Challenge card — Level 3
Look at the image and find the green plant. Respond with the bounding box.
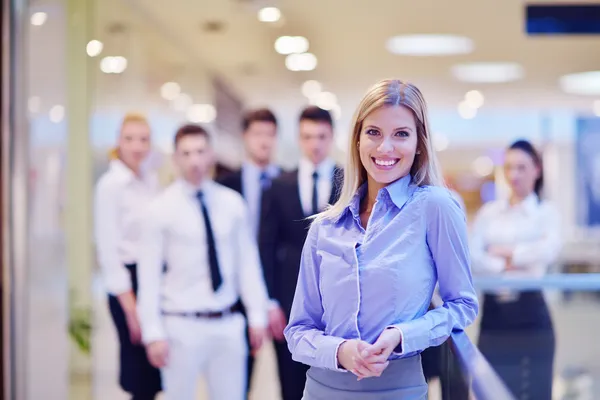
[69,308,92,355]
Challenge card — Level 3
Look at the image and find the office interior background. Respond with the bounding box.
[3,0,600,399]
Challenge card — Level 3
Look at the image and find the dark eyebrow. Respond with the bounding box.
[363,124,414,132]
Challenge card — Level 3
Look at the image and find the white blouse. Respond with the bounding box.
[94,159,160,295]
[470,193,562,279]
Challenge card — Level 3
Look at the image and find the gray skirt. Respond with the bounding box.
[303,354,428,400]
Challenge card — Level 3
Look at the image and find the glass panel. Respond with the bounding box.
[26,1,70,399]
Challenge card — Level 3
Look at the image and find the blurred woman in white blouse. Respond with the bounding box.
[470,139,561,400]
[94,113,162,400]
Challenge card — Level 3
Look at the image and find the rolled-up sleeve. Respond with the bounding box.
[390,188,479,355]
[283,221,346,371]
[94,178,131,295]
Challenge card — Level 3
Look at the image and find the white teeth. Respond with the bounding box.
[374,158,398,166]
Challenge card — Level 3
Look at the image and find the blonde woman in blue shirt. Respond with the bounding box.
[284,79,479,399]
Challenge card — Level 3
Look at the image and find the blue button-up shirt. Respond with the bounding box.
[284,175,479,371]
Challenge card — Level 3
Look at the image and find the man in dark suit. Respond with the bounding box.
[217,108,281,395]
[259,106,342,400]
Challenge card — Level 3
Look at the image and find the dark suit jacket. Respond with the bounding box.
[217,170,243,195]
[259,167,343,317]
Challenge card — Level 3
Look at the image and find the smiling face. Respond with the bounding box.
[358,105,418,192]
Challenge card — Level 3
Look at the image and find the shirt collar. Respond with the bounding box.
[338,174,414,223]
[180,178,214,197]
[499,192,539,214]
[110,159,143,183]
[242,160,279,178]
[299,157,335,179]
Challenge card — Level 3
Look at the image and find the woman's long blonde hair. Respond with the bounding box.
[318,79,445,221]
[108,112,150,160]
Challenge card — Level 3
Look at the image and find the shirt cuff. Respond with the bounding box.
[268,299,280,311]
[105,271,132,295]
[247,310,268,329]
[387,320,428,356]
[141,323,166,345]
[316,335,348,372]
[386,326,405,356]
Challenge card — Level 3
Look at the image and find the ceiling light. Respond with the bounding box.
[432,133,449,152]
[458,101,477,119]
[275,36,309,55]
[49,105,64,123]
[86,40,103,57]
[451,62,524,83]
[100,56,128,74]
[464,90,484,108]
[161,82,181,101]
[313,91,337,110]
[258,7,281,23]
[172,93,192,112]
[559,71,600,96]
[30,12,47,26]
[187,104,216,123]
[302,80,322,98]
[285,53,317,71]
[472,156,494,177]
[593,100,600,117]
[28,96,41,113]
[386,34,473,56]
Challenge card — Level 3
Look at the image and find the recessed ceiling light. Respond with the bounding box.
[593,100,600,117]
[386,34,474,56]
[275,36,309,55]
[187,104,216,123]
[30,12,47,26]
[313,91,337,110]
[458,101,477,119]
[285,53,317,71]
[258,7,281,23]
[301,80,322,98]
[472,156,494,177]
[451,62,524,83]
[100,56,128,74]
[49,105,65,123]
[432,133,449,152]
[86,40,103,57]
[464,90,484,108]
[161,82,181,100]
[559,71,600,96]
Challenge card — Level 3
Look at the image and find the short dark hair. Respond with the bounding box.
[174,124,210,148]
[242,108,277,132]
[508,139,544,197]
[299,106,333,128]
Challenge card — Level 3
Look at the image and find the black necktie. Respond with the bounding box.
[311,171,319,215]
[196,191,222,291]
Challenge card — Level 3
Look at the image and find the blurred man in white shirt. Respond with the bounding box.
[137,124,269,400]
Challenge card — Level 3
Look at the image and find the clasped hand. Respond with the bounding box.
[337,328,401,380]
